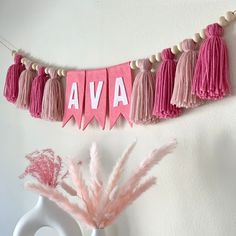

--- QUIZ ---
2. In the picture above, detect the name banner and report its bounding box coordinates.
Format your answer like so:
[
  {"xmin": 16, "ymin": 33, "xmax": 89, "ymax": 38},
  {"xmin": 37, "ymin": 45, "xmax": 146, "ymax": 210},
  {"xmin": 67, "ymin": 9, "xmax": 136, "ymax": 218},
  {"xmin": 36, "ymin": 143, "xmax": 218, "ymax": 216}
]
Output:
[{"xmin": 62, "ymin": 63, "xmax": 132, "ymax": 130}]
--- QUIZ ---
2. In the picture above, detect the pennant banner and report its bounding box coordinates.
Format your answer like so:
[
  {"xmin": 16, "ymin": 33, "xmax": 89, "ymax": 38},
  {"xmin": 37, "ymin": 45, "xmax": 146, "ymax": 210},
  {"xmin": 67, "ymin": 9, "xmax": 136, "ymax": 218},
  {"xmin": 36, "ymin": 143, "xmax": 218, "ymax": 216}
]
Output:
[
  {"xmin": 62, "ymin": 70, "xmax": 85, "ymax": 128},
  {"xmin": 83, "ymin": 69, "xmax": 107, "ymax": 130},
  {"xmin": 107, "ymin": 63, "xmax": 133, "ymax": 129}
]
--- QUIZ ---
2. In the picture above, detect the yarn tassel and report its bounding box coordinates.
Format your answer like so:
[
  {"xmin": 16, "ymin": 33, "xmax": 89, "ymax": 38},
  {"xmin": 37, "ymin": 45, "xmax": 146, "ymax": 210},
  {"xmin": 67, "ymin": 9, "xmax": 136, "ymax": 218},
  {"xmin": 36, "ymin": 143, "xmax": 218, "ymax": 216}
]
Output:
[
  {"xmin": 41, "ymin": 69, "xmax": 64, "ymax": 121},
  {"xmin": 153, "ymin": 48, "xmax": 182, "ymax": 118},
  {"xmin": 3, "ymin": 53, "xmax": 25, "ymax": 103},
  {"xmin": 16, "ymin": 60, "xmax": 36, "ymax": 109},
  {"xmin": 130, "ymin": 59, "xmax": 158, "ymax": 124},
  {"xmin": 192, "ymin": 23, "xmax": 229, "ymax": 100},
  {"xmin": 29, "ymin": 66, "xmax": 48, "ymax": 118},
  {"xmin": 171, "ymin": 39, "xmax": 202, "ymax": 108}
]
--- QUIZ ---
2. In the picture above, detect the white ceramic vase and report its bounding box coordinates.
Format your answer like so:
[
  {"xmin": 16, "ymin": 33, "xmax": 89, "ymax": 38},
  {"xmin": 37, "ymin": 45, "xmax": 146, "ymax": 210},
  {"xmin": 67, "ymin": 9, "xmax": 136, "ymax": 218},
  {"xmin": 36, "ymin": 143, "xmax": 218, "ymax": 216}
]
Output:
[
  {"xmin": 13, "ymin": 195, "xmax": 82, "ymax": 236},
  {"xmin": 91, "ymin": 228, "xmax": 106, "ymax": 236}
]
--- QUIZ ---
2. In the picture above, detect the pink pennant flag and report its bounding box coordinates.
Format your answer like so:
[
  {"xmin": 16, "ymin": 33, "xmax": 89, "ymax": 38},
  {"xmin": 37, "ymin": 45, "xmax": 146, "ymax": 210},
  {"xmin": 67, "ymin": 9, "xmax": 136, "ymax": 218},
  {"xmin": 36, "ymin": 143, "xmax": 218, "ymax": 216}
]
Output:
[
  {"xmin": 107, "ymin": 62, "xmax": 133, "ymax": 129},
  {"xmin": 62, "ymin": 70, "xmax": 85, "ymax": 129},
  {"xmin": 83, "ymin": 69, "xmax": 107, "ymax": 130}
]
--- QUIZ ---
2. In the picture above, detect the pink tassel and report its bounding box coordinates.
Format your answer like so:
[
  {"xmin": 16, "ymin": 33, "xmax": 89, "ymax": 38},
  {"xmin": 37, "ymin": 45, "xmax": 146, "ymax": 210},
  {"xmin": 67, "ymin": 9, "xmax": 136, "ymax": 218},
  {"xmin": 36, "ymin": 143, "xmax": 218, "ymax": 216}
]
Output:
[
  {"xmin": 171, "ymin": 39, "xmax": 202, "ymax": 108},
  {"xmin": 29, "ymin": 66, "xmax": 48, "ymax": 118},
  {"xmin": 3, "ymin": 54, "xmax": 25, "ymax": 103},
  {"xmin": 130, "ymin": 59, "xmax": 158, "ymax": 124},
  {"xmin": 153, "ymin": 48, "xmax": 182, "ymax": 118},
  {"xmin": 192, "ymin": 23, "xmax": 229, "ymax": 100},
  {"xmin": 41, "ymin": 69, "xmax": 64, "ymax": 121},
  {"xmin": 16, "ymin": 60, "xmax": 36, "ymax": 109}
]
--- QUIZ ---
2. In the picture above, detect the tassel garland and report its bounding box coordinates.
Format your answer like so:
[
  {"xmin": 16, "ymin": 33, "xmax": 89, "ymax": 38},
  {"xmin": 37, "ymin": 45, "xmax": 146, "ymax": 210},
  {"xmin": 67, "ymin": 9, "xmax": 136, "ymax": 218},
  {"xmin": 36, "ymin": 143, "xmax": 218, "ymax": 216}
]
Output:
[
  {"xmin": 29, "ymin": 66, "xmax": 48, "ymax": 118},
  {"xmin": 171, "ymin": 39, "xmax": 202, "ymax": 108},
  {"xmin": 41, "ymin": 69, "xmax": 64, "ymax": 121},
  {"xmin": 130, "ymin": 59, "xmax": 158, "ymax": 124},
  {"xmin": 3, "ymin": 54, "xmax": 25, "ymax": 103},
  {"xmin": 153, "ymin": 48, "xmax": 182, "ymax": 118},
  {"xmin": 192, "ymin": 23, "xmax": 229, "ymax": 100},
  {"xmin": 16, "ymin": 60, "xmax": 36, "ymax": 109}
]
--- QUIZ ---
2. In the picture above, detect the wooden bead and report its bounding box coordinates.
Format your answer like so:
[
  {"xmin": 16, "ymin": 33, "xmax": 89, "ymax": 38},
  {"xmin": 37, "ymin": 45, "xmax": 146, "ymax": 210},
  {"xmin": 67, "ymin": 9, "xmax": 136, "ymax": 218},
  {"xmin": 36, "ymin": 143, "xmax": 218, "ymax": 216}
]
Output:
[
  {"xmin": 135, "ymin": 60, "xmax": 140, "ymax": 68},
  {"xmin": 219, "ymin": 16, "xmax": 228, "ymax": 26},
  {"xmin": 192, "ymin": 33, "xmax": 201, "ymax": 43},
  {"xmin": 61, "ymin": 70, "xmax": 66, "ymax": 77},
  {"xmin": 45, "ymin": 67, "xmax": 49, "ymax": 74},
  {"xmin": 199, "ymin": 29, "xmax": 206, "ymax": 39},
  {"xmin": 177, "ymin": 42, "xmax": 183, "ymax": 52},
  {"xmin": 155, "ymin": 52, "xmax": 161, "ymax": 62},
  {"xmin": 36, "ymin": 64, "xmax": 40, "ymax": 71},
  {"xmin": 149, "ymin": 55, "xmax": 156, "ymax": 63},
  {"xmin": 130, "ymin": 61, "xmax": 137, "ymax": 70},
  {"xmin": 171, "ymin": 45, "xmax": 179, "ymax": 55},
  {"xmin": 225, "ymin": 11, "xmax": 235, "ymax": 22},
  {"xmin": 32, "ymin": 63, "xmax": 37, "ymax": 70}
]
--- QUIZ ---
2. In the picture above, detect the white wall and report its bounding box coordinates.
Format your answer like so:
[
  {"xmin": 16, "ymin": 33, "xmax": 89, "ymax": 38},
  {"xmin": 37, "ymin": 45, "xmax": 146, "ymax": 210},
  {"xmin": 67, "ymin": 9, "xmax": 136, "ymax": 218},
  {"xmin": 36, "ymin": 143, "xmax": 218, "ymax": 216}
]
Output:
[{"xmin": 1, "ymin": 0, "xmax": 236, "ymax": 236}]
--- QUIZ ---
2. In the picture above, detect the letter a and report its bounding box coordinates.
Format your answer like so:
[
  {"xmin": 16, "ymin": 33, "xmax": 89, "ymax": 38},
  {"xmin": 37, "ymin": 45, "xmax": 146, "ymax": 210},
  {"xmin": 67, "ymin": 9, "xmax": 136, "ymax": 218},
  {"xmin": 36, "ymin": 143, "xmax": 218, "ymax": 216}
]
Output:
[
  {"xmin": 113, "ymin": 77, "xmax": 128, "ymax": 107},
  {"xmin": 68, "ymin": 82, "xmax": 79, "ymax": 109}
]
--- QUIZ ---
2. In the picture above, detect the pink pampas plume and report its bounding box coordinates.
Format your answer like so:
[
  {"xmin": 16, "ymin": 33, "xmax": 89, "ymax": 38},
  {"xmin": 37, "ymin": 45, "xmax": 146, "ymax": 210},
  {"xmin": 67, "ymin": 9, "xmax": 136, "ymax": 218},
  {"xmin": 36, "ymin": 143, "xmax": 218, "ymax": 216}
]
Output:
[
  {"xmin": 19, "ymin": 149, "xmax": 67, "ymax": 188},
  {"xmin": 16, "ymin": 59, "xmax": 36, "ymax": 109},
  {"xmin": 192, "ymin": 23, "xmax": 230, "ymax": 100},
  {"xmin": 23, "ymin": 140, "xmax": 176, "ymax": 229},
  {"xmin": 3, "ymin": 53, "xmax": 25, "ymax": 103},
  {"xmin": 25, "ymin": 182, "xmax": 96, "ymax": 228},
  {"xmin": 171, "ymin": 39, "xmax": 202, "ymax": 108},
  {"xmin": 29, "ymin": 66, "xmax": 49, "ymax": 118},
  {"xmin": 41, "ymin": 68, "xmax": 64, "ymax": 121},
  {"xmin": 153, "ymin": 48, "xmax": 182, "ymax": 118},
  {"xmin": 130, "ymin": 59, "xmax": 158, "ymax": 124}
]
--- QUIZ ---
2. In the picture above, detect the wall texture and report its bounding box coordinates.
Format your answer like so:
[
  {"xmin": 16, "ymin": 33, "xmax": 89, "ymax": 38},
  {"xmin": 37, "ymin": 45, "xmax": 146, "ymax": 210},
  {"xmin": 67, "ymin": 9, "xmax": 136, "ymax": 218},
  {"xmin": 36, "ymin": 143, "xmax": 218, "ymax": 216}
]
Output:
[{"xmin": 1, "ymin": 1, "xmax": 236, "ymax": 236}]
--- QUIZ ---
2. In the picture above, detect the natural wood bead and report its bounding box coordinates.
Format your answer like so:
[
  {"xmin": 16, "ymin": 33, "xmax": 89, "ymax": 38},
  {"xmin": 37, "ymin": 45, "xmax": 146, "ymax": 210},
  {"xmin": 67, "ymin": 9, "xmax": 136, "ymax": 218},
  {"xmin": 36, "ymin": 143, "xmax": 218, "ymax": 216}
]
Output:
[
  {"xmin": 155, "ymin": 53, "xmax": 161, "ymax": 62},
  {"xmin": 130, "ymin": 61, "xmax": 137, "ymax": 70},
  {"xmin": 219, "ymin": 16, "xmax": 228, "ymax": 26},
  {"xmin": 225, "ymin": 11, "xmax": 235, "ymax": 22},
  {"xmin": 61, "ymin": 69, "xmax": 66, "ymax": 77},
  {"xmin": 199, "ymin": 29, "xmax": 206, "ymax": 39},
  {"xmin": 149, "ymin": 55, "xmax": 156, "ymax": 63},
  {"xmin": 135, "ymin": 60, "xmax": 140, "ymax": 68},
  {"xmin": 177, "ymin": 42, "xmax": 183, "ymax": 52},
  {"xmin": 32, "ymin": 63, "xmax": 37, "ymax": 70},
  {"xmin": 193, "ymin": 33, "xmax": 201, "ymax": 43},
  {"xmin": 171, "ymin": 45, "xmax": 179, "ymax": 55}
]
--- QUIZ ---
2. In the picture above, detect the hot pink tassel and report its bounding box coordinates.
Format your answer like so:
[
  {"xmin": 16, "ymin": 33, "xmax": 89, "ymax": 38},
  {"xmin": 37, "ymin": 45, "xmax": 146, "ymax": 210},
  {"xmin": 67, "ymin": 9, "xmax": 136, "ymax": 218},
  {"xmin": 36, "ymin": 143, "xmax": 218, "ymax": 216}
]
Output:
[
  {"xmin": 130, "ymin": 59, "xmax": 158, "ymax": 124},
  {"xmin": 3, "ymin": 54, "xmax": 25, "ymax": 103},
  {"xmin": 16, "ymin": 60, "xmax": 36, "ymax": 109},
  {"xmin": 41, "ymin": 69, "xmax": 64, "ymax": 121},
  {"xmin": 192, "ymin": 23, "xmax": 229, "ymax": 100},
  {"xmin": 29, "ymin": 66, "xmax": 48, "ymax": 118},
  {"xmin": 153, "ymin": 48, "xmax": 182, "ymax": 118},
  {"xmin": 171, "ymin": 39, "xmax": 202, "ymax": 108}
]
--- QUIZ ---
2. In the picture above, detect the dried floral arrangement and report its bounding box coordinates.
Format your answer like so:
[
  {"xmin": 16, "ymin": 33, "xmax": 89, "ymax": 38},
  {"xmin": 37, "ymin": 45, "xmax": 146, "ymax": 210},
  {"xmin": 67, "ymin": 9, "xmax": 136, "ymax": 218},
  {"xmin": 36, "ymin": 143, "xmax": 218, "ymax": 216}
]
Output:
[
  {"xmin": 20, "ymin": 149, "xmax": 68, "ymax": 187},
  {"xmin": 22, "ymin": 140, "xmax": 176, "ymax": 229}
]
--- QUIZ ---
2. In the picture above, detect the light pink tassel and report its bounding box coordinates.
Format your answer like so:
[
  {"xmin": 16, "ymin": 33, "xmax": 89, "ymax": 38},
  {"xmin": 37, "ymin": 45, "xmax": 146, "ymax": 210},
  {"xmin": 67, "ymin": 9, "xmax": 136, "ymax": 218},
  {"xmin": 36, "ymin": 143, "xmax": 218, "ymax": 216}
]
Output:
[
  {"xmin": 171, "ymin": 39, "xmax": 202, "ymax": 108},
  {"xmin": 130, "ymin": 59, "xmax": 158, "ymax": 124},
  {"xmin": 16, "ymin": 60, "xmax": 36, "ymax": 109},
  {"xmin": 153, "ymin": 48, "xmax": 182, "ymax": 119},
  {"xmin": 192, "ymin": 23, "xmax": 229, "ymax": 100},
  {"xmin": 29, "ymin": 66, "xmax": 48, "ymax": 118},
  {"xmin": 3, "ymin": 54, "xmax": 25, "ymax": 103},
  {"xmin": 41, "ymin": 69, "xmax": 64, "ymax": 121}
]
